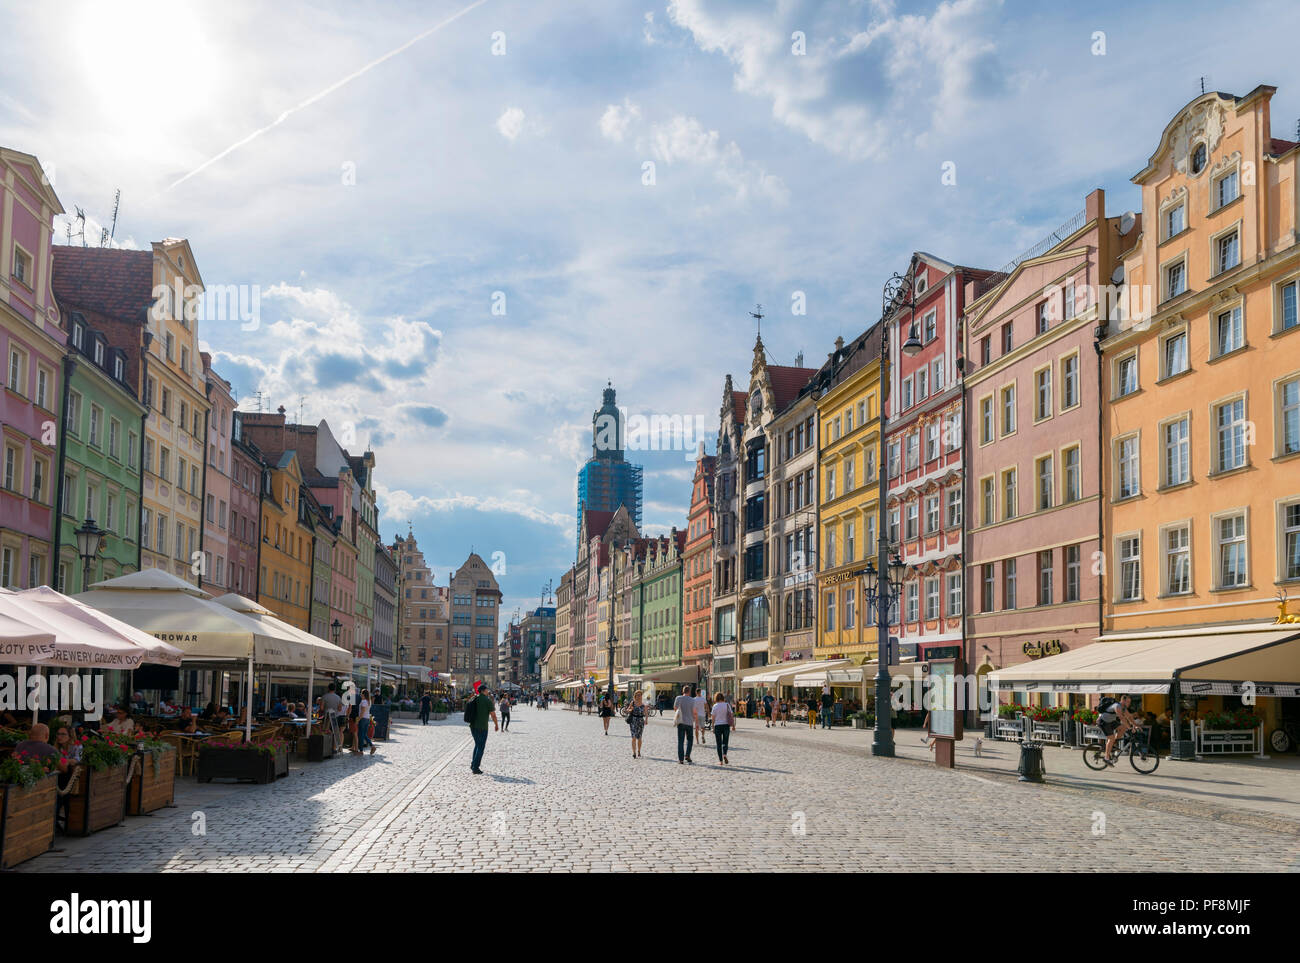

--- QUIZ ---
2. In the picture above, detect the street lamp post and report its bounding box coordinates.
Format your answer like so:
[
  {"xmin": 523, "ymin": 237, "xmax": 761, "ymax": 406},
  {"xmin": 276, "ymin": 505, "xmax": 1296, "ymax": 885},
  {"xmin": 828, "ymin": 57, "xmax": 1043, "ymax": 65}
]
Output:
[
  {"xmin": 398, "ymin": 644, "xmax": 408, "ymax": 700},
  {"xmin": 871, "ymin": 268, "xmax": 922, "ymax": 757},
  {"xmin": 73, "ymin": 517, "xmax": 104, "ymax": 592}
]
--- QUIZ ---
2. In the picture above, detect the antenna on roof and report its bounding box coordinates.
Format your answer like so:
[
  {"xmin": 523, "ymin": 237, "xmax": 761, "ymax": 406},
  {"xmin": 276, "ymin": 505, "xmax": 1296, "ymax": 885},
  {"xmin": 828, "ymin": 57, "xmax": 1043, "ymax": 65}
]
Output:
[
  {"xmin": 253, "ymin": 389, "xmax": 265, "ymax": 413},
  {"xmin": 1199, "ymin": 76, "xmax": 1205, "ymax": 95},
  {"xmin": 99, "ymin": 189, "xmax": 121, "ymax": 248},
  {"xmin": 794, "ymin": 350, "xmax": 804, "ymax": 367},
  {"xmin": 66, "ymin": 207, "xmax": 86, "ymax": 247}
]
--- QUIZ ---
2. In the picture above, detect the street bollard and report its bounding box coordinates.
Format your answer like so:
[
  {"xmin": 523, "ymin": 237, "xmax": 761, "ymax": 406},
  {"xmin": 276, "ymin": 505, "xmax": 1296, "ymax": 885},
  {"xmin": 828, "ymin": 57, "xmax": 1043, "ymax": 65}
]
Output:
[{"xmin": 1017, "ymin": 740, "xmax": 1046, "ymax": 783}]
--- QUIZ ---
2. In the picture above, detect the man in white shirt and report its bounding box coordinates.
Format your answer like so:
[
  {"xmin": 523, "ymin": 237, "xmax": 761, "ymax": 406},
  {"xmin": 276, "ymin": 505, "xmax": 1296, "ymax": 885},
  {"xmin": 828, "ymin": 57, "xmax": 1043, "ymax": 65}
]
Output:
[
  {"xmin": 693, "ymin": 687, "xmax": 710, "ymax": 746},
  {"xmin": 322, "ymin": 683, "xmax": 344, "ymax": 745},
  {"xmin": 673, "ymin": 685, "xmax": 698, "ymax": 764}
]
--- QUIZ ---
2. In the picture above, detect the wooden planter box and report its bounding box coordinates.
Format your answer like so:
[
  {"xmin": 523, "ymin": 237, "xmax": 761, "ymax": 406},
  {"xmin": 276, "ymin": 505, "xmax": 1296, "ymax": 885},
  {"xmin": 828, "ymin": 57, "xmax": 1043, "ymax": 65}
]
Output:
[
  {"xmin": 196, "ymin": 746, "xmax": 276, "ymax": 784},
  {"xmin": 66, "ymin": 764, "xmax": 127, "ymax": 836},
  {"xmin": 298, "ymin": 731, "xmax": 335, "ymax": 761},
  {"xmin": 0, "ymin": 773, "xmax": 58, "ymax": 868},
  {"xmin": 127, "ymin": 748, "xmax": 177, "ymax": 816}
]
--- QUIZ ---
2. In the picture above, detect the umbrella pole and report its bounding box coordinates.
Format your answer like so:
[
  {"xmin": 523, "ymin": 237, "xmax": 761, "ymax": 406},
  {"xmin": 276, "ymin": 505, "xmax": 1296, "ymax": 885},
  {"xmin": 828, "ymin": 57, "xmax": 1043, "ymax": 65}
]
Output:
[
  {"xmin": 305, "ymin": 664, "xmax": 314, "ymax": 737},
  {"xmin": 32, "ymin": 665, "xmax": 41, "ymax": 725},
  {"xmin": 244, "ymin": 656, "xmax": 253, "ymax": 742}
]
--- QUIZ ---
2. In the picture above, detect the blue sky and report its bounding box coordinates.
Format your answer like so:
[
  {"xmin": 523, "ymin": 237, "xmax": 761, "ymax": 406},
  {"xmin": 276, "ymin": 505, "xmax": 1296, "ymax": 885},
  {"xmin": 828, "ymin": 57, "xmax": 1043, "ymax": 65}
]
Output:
[{"xmin": 2, "ymin": 0, "xmax": 1296, "ymax": 621}]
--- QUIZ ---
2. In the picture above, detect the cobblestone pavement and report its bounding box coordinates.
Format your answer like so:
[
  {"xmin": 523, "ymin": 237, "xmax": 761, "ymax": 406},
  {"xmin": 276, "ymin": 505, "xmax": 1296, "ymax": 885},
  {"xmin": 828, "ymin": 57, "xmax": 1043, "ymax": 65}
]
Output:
[{"xmin": 22, "ymin": 709, "xmax": 1300, "ymax": 872}]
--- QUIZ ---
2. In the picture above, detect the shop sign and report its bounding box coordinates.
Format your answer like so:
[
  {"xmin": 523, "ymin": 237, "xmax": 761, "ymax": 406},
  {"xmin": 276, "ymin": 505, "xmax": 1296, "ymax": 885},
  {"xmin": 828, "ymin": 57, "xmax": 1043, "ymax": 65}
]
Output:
[
  {"xmin": 1022, "ymin": 639, "xmax": 1063, "ymax": 658},
  {"xmin": 822, "ymin": 568, "xmax": 864, "ymax": 586},
  {"xmin": 1200, "ymin": 731, "xmax": 1255, "ymax": 745}
]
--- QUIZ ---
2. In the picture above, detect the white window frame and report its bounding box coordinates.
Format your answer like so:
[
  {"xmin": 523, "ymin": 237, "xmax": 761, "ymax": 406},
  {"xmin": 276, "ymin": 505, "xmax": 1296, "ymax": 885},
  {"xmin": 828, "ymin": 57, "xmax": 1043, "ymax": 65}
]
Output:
[
  {"xmin": 1117, "ymin": 533, "xmax": 1143, "ymax": 602},
  {"xmin": 1211, "ymin": 507, "xmax": 1249, "ymax": 590},
  {"xmin": 1160, "ymin": 520, "xmax": 1193, "ymax": 597}
]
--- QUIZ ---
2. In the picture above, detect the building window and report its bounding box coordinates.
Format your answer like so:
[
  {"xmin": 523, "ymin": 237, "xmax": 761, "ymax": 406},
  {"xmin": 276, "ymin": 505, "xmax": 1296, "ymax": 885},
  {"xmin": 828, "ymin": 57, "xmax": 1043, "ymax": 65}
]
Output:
[
  {"xmin": 901, "ymin": 379, "xmax": 913, "ymax": 410},
  {"xmin": 844, "ymin": 589, "xmax": 855, "ymax": 630},
  {"xmin": 1215, "ymin": 397, "xmax": 1247, "ymax": 472},
  {"xmin": 1064, "ymin": 545, "xmax": 1081, "ymax": 603},
  {"xmin": 1002, "ymin": 468, "xmax": 1017, "ymax": 520},
  {"xmin": 1282, "ymin": 502, "xmax": 1300, "ymax": 582},
  {"xmin": 1034, "ymin": 368, "xmax": 1052, "ymax": 420},
  {"xmin": 916, "ymin": 369, "xmax": 928, "ymax": 401},
  {"xmin": 1117, "ymin": 435, "xmax": 1140, "ymax": 498},
  {"xmin": 1038, "ymin": 549, "xmax": 1054, "ymax": 605},
  {"xmin": 979, "ymin": 397, "xmax": 993, "ymax": 445},
  {"xmin": 1214, "ymin": 167, "xmax": 1239, "ymax": 209},
  {"xmin": 946, "ymin": 487, "xmax": 962, "ymax": 528},
  {"xmin": 1061, "ymin": 354, "xmax": 1079, "ymax": 409},
  {"xmin": 1216, "ymin": 513, "xmax": 1248, "ymax": 588},
  {"xmin": 1165, "ymin": 525, "xmax": 1191, "ymax": 595},
  {"xmin": 905, "ymin": 502, "xmax": 918, "ymax": 540},
  {"xmin": 1000, "ymin": 385, "xmax": 1016, "ymax": 435},
  {"xmin": 1062, "ymin": 446, "xmax": 1081, "ymax": 503},
  {"xmin": 1003, "ymin": 559, "xmax": 1017, "ymax": 610},
  {"xmin": 845, "ymin": 521, "xmax": 856, "ymax": 564},
  {"xmin": 824, "ymin": 592, "xmax": 836, "ymax": 633},
  {"xmin": 1036, "ymin": 455, "xmax": 1054, "ymax": 511},
  {"xmin": 1165, "ymin": 202, "xmax": 1185, "ymax": 240},
  {"xmin": 981, "ymin": 564, "xmax": 994, "ymax": 612},
  {"xmin": 1215, "ymin": 305, "xmax": 1243, "ymax": 356},
  {"xmin": 1280, "ymin": 377, "xmax": 1300, "ymax": 457},
  {"xmin": 905, "ymin": 432, "xmax": 919, "ymax": 470},
  {"xmin": 1216, "ymin": 230, "xmax": 1240, "ymax": 275},
  {"xmin": 1280, "ymin": 280, "xmax": 1298, "ymax": 333},
  {"xmin": 981, "ymin": 477, "xmax": 995, "ymax": 526},
  {"xmin": 1165, "ymin": 260, "xmax": 1186, "ymax": 300},
  {"xmin": 1035, "ymin": 300, "xmax": 1050, "ymax": 335},
  {"xmin": 1001, "ymin": 322, "xmax": 1013, "ymax": 355},
  {"xmin": 924, "ymin": 577, "xmax": 940, "ymax": 620},
  {"xmin": 946, "ymin": 573, "xmax": 962, "ymax": 617},
  {"xmin": 1163, "ymin": 417, "xmax": 1190, "ymax": 487},
  {"xmin": 1116, "ymin": 354, "xmax": 1138, "ymax": 397},
  {"xmin": 905, "ymin": 582, "xmax": 919, "ymax": 622},
  {"xmin": 1162, "ymin": 330, "xmax": 1188, "ymax": 378},
  {"xmin": 1118, "ymin": 536, "xmax": 1141, "ymax": 601},
  {"xmin": 925, "ymin": 495, "xmax": 940, "ymax": 534},
  {"xmin": 923, "ymin": 311, "xmax": 937, "ymax": 343},
  {"xmin": 980, "ymin": 336, "xmax": 991, "ymax": 366}
]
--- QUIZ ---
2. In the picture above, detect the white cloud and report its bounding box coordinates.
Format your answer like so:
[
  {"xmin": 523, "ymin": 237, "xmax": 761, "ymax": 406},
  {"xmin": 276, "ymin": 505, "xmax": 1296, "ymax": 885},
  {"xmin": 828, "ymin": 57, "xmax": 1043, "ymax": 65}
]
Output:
[
  {"xmin": 599, "ymin": 99, "xmax": 641, "ymax": 142},
  {"xmin": 496, "ymin": 106, "xmax": 527, "ymax": 141},
  {"xmin": 647, "ymin": 115, "xmax": 788, "ymax": 204}
]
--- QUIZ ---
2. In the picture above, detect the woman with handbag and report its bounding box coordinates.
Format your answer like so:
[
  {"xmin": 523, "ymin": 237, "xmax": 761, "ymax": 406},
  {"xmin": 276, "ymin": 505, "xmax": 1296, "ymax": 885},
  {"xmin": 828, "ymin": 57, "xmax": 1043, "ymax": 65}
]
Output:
[
  {"xmin": 710, "ymin": 691, "xmax": 735, "ymax": 765},
  {"xmin": 625, "ymin": 689, "xmax": 647, "ymax": 759},
  {"xmin": 599, "ymin": 693, "xmax": 615, "ymax": 735}
]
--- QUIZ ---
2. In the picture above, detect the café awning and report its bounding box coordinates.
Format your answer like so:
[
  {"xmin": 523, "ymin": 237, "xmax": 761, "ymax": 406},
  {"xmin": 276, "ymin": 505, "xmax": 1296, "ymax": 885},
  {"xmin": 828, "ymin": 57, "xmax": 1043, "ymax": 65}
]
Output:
[
  {"xmin": 987, "ymin": 623, "xmax": 1300, "ymax": 696},
  {"xmin": 212, "ymin": 594, "xmax": 352, "ymax": 673},
  {"xmin": 740, "ymin": 658, "xmax": 853, "ymax": 687}
]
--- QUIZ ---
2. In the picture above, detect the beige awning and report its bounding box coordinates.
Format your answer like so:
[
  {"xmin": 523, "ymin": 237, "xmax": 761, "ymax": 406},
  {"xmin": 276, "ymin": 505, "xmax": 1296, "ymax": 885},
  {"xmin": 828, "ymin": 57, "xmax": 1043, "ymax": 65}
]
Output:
[
  {"xmin": 639, "ymin": 664, "xmax": 699, "ymax": 684},
  {"xmin": 988, "ymin": 623, "xmax": 1300, "ymax": 695},
  {"xmin": 212, "ymin": 594, "xmax": 353, "ymax": 673},
  {"xmin": 740, "ymin": 658, "xmax": 854, "ymax": 687},
  {"xmin": 794, "ymin": 660, "xmax": 924, "ymax": 687}
]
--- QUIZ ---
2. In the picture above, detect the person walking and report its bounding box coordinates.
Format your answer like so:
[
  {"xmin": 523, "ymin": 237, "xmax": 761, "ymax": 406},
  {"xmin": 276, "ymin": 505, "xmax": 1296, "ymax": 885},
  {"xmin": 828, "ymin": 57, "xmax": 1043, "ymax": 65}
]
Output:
[
  {"xmin": 806, "ymin": 695, "xmax": 818, "ymax": 729},
  {"xmin": 762, "ymin": 691, "xmax": 774, "ymax": 728},
  {"xmin": 710, "ymin": 692, "xmax": 734, "ymax": 765},
  {"xmin": 354, "ymin": 689, "xmax": 375, "ymax": 755},
  {"xmin": 322, "ymin": 683, "xmax": 343, "ymax": 747},
  {"xmin": 499, "ymin": 691, "xmax": 512, "ymax": 731},
  {"xmin": 673, "ymin": 684, "xmax": 697, "ymax": 764},
  {"xmin": 466, "ymin": 681, "xmax": 499, "ymax": 774},
  {"xmin": 626, "ymin": 688, "xmax": 647, "ymax": 758},
  {"xmin": 584, "ymin": 688, "xmax": 595, "ymax": 716},
  {"xmin": 746, "ymin": 693, "xmax": 757, "ymax": 721},
  {"xmin": 820, "ymin": 684, "xmax": 834, "ymax": 730},
  {"xmin": 599, "ymin": 692, "xmax": 615, "ymax": 734},
  {"xmin": 419, "ymin": 692, "xmax": 431, "ymax": 726},
  {"xmin": 693, "ymin": 685, "xmax": 710, "ymax": 746}
]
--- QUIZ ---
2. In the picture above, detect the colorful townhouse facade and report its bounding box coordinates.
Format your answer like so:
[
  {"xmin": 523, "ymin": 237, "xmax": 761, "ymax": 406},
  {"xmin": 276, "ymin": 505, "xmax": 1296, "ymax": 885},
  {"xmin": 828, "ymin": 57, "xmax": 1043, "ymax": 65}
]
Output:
[
  {"xmin": 682, "ymin": 446, "xmax": 715, "ymax": 680},
  {"xmin": 813, "ymin": 330, "xmax": 883, "ymax": 661},
  {"xmin": 709, "ymin": 379, "xmax": 745, "ymax": 694},
  {"xmin": 1, "ymin": 148, "xmax": 64, "ymax": 590},
  {"xmin": 965, "ymin": 190, "xmax": 1127, "ymax": 684},
  {"xmin": 1098, "ymin": 87, "xmax": 1299, "ymax": 730},
  {"xmin": 228, "ymin": 412, "xmax": 263, "ymax": 598},
  {"xmin": 634, "ymin": 531, "xmax": 685, "ymax": 677},
  {"xmin": 887, "ymin": 253, "xmax": 993, "ymax": 663},
  {"xmin": 767, "ymin": 374, "xmax": 818, "ymax": 663},
  {"xmin": 199, "ymin": 353, "xmax": 235, "ymax": 595},
  {"xmin": 54, "ymin": 311, "xmax": 145, "ymax": 591},
  {"xmin": 448, "ymin": 552, "xmax": 501, "ymax": 688},
  {"xmin": 257, "ymin": 447, "xmax": 312, "ymax": 629}
]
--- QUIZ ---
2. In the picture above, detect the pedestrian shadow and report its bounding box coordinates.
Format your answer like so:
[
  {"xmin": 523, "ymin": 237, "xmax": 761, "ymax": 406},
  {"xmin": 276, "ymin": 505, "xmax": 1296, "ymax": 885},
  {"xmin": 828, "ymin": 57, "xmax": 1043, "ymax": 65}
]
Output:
[{"xmin": 488, "ymin": 774, "xmax": 534, "ymax": 785}]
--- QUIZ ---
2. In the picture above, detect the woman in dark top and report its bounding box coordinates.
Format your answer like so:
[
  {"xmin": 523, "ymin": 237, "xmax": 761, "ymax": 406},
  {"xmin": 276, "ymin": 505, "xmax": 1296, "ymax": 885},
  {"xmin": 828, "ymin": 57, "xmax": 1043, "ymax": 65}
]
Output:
[{"xmin": 599, "ymin": 694, "xmax": 615, "ymax": 734}]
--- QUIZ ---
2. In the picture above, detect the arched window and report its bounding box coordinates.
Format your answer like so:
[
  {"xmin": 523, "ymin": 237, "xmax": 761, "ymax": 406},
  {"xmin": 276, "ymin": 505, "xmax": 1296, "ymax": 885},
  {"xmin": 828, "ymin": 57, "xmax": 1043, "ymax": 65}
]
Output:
[{"xmin": 741, "ymin": 596, "xmax": 769, "ymax": 641}]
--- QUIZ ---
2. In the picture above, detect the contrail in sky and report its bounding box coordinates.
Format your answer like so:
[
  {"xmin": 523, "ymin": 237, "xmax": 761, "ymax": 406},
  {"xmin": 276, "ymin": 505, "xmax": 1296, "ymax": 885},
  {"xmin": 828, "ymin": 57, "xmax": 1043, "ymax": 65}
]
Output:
[{"xmin": 165, "ymin": 0, "xmax": 488, "ymax": 193}]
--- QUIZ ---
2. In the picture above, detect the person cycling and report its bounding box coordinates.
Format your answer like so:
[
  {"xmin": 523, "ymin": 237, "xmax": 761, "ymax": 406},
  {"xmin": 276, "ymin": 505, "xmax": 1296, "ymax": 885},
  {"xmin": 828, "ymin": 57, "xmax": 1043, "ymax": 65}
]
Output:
[{"xmin": 1098, "ymin": 694, "xmax": 1138, "ymax": 764}]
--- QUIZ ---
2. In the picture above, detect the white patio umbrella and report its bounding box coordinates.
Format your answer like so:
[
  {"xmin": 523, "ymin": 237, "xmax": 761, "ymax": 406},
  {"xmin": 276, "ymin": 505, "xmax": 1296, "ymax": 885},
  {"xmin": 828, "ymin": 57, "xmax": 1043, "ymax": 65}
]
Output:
[
  {"xmin": 16, "ymin": 586, "xmax": 184, "ymax": 667},
  {"xmin": 211, "ymin": 593, "xmax": 353, "ymax": 738},
  {"xmin": 75, "ymin": 569, "xmax": 315, "ymax": 741}
]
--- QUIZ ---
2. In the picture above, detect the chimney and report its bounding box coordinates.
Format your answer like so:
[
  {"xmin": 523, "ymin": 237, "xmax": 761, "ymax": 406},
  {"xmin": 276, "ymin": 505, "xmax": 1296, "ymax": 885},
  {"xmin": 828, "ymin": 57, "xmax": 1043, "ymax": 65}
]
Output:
[
  {"xmin": 1086, "ymin": 188, "xmax": 1105, "ymax": 223},
  {"xmin": 276, "ymin": 405, "xmax": 287, "ymax": 449}
]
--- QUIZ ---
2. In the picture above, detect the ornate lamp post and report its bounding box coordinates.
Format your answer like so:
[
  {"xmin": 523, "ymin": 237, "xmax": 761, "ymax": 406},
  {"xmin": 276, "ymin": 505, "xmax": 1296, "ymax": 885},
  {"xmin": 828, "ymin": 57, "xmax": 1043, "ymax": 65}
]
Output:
[
  {"xmin": 73, "ymin": 517, "xmax": 104, "ymax": 592},
  {"xmin": 871, "ymin": 268, "xmax": 922, "ymax": 757}
]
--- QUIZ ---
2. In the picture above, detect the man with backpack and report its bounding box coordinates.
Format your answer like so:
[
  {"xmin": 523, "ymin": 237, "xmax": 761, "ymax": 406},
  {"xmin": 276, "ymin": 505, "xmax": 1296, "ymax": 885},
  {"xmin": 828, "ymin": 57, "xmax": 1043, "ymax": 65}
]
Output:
[
  {"xmin": 464, "ymin": 681, "xmax": 499, "ymax": 774},
  {"xmin": 1098, "ymin": 694, "xmax": 1137, "ymax": 764}
]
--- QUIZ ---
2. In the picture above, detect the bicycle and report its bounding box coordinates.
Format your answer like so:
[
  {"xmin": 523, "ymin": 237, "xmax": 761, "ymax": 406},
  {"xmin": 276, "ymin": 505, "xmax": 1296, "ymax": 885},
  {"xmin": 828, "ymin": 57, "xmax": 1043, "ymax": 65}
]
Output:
[{"xmin": 1081, "ymin": 725, "xmax": 1160, "ymax": 773}]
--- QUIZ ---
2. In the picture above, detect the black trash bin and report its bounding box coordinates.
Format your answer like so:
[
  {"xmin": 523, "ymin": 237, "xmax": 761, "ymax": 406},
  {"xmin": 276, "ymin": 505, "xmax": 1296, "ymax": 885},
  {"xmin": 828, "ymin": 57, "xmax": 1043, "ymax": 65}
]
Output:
[
  {"xmin": 370, "ymin": 704, "xmax": 391, "ymax": 740},
  {"xmin": 1017, "ymin": 741, "xmax": 1046, "ymax": 782}
]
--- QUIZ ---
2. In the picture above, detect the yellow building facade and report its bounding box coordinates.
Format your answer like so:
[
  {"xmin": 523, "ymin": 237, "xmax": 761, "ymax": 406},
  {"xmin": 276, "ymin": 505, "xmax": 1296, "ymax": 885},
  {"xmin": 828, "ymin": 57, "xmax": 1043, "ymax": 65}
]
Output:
[
  {"xmin": 141, "ymin": 239, "xmax": 210, "ymax": 584},
  {"xmin": 259, "ymin": 450, "xmax": 313, "ymax": 629},
  {"xmin": 815, "ymin": 332, "xmax": 884, "ymax": 661},
  {"xmin": 1101, "ymin": 87, "xmax": 1299, "ymax": 725}
]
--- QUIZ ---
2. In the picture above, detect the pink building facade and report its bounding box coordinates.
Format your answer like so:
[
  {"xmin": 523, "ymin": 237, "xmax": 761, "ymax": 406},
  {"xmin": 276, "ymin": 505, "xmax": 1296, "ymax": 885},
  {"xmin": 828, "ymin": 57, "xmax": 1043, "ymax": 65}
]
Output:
[
  {"xmin": 963, "ymin": 190, "xmax": 1128, "ymax": 682},
  {"xmin": 885, "ymin": 253, "xmax": 994, "ymax": 661},
  {"xmin": 1, "ymin": 148, "xmax": 65, "ymax": 589},
  {"xmin": 229, "ymin": 412, "xmax": 264, "ymax": 599},
  {"xmin": 201, "ymin": 353, "xmax": 235, "ymax": 594}
]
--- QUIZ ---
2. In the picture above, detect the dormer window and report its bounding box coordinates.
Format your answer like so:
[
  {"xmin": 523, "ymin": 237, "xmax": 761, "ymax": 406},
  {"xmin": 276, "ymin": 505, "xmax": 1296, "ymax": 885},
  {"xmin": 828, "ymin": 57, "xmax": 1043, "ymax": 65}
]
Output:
[
  {"xmin": 72, "ymin": 324, "xmax": 84, "ymax": 350},
  {"xmin": 113, "ymin": 355, "xmax": 124, "ymax": 381},
  {"xmin": 93, "ymin": 339, "xmax": 104, "ymax": 366}
]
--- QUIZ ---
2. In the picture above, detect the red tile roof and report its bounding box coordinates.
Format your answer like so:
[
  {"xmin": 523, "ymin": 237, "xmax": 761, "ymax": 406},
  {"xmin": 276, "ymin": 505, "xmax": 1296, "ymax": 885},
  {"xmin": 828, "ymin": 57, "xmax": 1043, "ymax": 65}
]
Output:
[
  {"xmin": 583, "ymin": 509, "xmax": 616, "ymax": 539},
  {"xmin": 51, "ymin": 246, "xmax": 153, "ymax": 324},
  {"xmin": 731, "ymin": 391, "xmax": 746, "ymax": 426},
  {"xmin": 1270, "ymin": 138, "xmax": 1299, "ymax": 155},
  {"xmin": 766, "ymin": 364, "xmax": 818, "ymax": 409}
]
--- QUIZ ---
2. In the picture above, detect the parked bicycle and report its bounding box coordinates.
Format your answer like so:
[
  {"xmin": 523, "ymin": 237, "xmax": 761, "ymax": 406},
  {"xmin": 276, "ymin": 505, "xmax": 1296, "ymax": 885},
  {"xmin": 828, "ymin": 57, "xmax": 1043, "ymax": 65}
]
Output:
[
  {"xmin": 1081, "ymin": 726, "xmax": 1160, "ymax": 773},
  {"xmin": 1268, "ymin": 719, "xmax": 1300, "ymax": 753}
]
